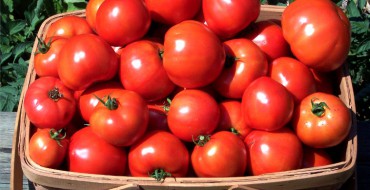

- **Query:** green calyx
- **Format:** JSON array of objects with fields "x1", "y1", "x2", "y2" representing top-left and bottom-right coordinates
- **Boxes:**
[
  {"x1": 36, "y1": 36, "x2": 52, "y2": 54},
  {"x1": 311, "y1": 98, "x2": 330, "y2": 117},
  {"x1": 49, "y1": 128, "x2": 67, "y2": 147},
  {"x1": 149, "y1": 169, "x2": 172, "y2": 182},
  {"x1": 94, "y1": 95, "x2": 119, "y2": 110},
  {"x1": 192, "y1": 135, "x2": 211, "y2": 147},
  {"x1": 48, "y1": 87, "x2": 63, "y2": 101}
]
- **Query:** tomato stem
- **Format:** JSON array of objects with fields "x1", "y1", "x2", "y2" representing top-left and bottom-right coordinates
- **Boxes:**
[
  {"x1": 149, "y1": 168, "x2": 172, "y2": 182},
  {"x1": 48, "y1": 87, "x2": 63, "y2": 101},
  {"x1": 158, "y1": 50, "x2": 164, "y2": 59},
  {"x1": 230, "y1": 127, "x2": 240, "y2": 135},
  {"x1": 311, "y1": 98, "x2": 330, "y2": 117},
  {"x1": 49, "y1": 128, "x2": 67, "y2": 147},
  {"x1": 94, "y1": 94, "x2": 119, "y2": 110},
  {"x1": 35, "y1": 36, "x2": 52, "y2": 54},
  {"x1": 192, "y1": 135, "x2": 211, "y2": 147}
]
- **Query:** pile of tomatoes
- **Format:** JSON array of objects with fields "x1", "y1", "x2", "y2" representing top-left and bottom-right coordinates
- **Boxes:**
[{"x1": 24, "y1": 0, "x2": 352, "y2": 181}]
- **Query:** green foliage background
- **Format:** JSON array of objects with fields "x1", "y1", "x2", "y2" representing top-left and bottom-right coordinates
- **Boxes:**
[{"x1": 1, "y1": 0, "x2": 369, "y2": 121}]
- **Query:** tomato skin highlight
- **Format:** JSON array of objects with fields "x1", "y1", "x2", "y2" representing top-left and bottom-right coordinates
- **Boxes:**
[
  {"x1": 292, "y1": 92, "x2": 352, "y2": 148},
  {"x1": 68, "y1": 127, "x2": 127, "y2": 175},
  {"x1": 58, "y1": 33, "x2": 119, "y2": 91},
  {"x1": 24, "y1": 77, "x2": 76, "y2": 130},
  {"x1": 281, "y1": 0, "x2": 351, "y2": 72},
  {"x1": 163, "y1": 20, "x2": 225, "y2": 88},
  {"x1": 191, "y1": 131, "x2": 248, "y2": 177},
  {"x1": 128, "y1": 130, "x2": 189, "y2": 178}
]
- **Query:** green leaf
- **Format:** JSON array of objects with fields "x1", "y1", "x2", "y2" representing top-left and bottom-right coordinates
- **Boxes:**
[
  {"x1": 9, "y1": 20, "x2": 27, "y2": 35},
  {"x1": 0, "y1": 53, "x2": 12, "y2": 66},
  {"x1": 358, "y1": 0, "x2": 367, "y2": 9},
  {"x1": 0, "y1": 86, "x2": 18, "y2": 111},
  {"x1": 2, "y1": 0, "x2": 14, "y2": 13},
  {"x1": 12, "y1": 41, "x2": 33, "y2": 61},
  {"x1": 347, "y1": 0, "x2": 362, "y2": 17},
  {"x1": 351, "y1": 19, "x2": 370, "y2": 34}
]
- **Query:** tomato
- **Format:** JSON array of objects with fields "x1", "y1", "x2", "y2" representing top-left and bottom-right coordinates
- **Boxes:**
[
  {"x1": 241, "y1": 76, "x2": 294, "y2": 131},
  {"x1": 281, "y1": 0, "x2": 351, "y2": 72},
  {"x1": 167, "y1": 89, "x2": 220, "y2": 142},
  {"x1": 95, "y1": 0, "x2": 151, "y2": 46},
  {"x1": 243, "y1": 20, "x2": 291, "y2": 62},
  {"x1": 34, "y1": 36, "x2": 68, "y2": 78},
  {"x1": 45, "y1": 16, "x2": 93, "y2": 39},
  {"x1": 216, "y1": 100, "x2": 252, "y2": 139},
  {"x1": 58, "y1": 33, "x2": 119, "y2": 91},
  {"x1": 292, "y1": 92, "x2": 352, "y2": 148},
  {"x1": 120, "y1": 40, "x2": 175, "y2": 101},
  {"x1": 90, "y1": 89, "x2": 149, "y2": 147},
  {"x1": 202, "y1": 0, "x2": 260, "y2": 39},
  {"x1": 212, "y1": 38, "x2": 268, "y2": 99},
  {"x1": 147, "y1": 99, "x2": 170, "y2": 132},
  {"x1": 144, "y1": 0, "x2": 201, "y2": 25},
  {"x1": 29, "y1": 128, "x2": 69, "y2": 169},
  {"x1": 24, "y1": 77, "x2": 76, "y2": 130},
  {"x1": 78, "y1": 81, "x2": 123, "y2": 122},
  {"x1": 68, "y1": 127, "x2": 127, "y2": 175},
  {"x1": 310, "y1": 69, "x2": 337, "y2": 94},
  {"x1": 244, "y1": 127, "x2": 303, "y2": 175},
  {"x1": 269, "y1": 57, "x2": 316, "y2": 103},
  {"x1": 191, "y1": 131, "x2": 247, "y2": 177},
  {"x1": 302, "y1": 146, "x2": 333, "y2": 168},
  {"x1": 163, "y1": 20, "x2": 225, "y2": 88},
  {"x1": 85, "y1": 0, "x2": 105, "y2": 31},
  {"x1": 128, "y1": 130, "x2": 189, "y2": 180}
]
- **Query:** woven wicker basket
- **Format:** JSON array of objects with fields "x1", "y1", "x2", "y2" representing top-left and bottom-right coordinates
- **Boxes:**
[{"x1": 11, "y1": 5, "x2": 357, "y2": 190}]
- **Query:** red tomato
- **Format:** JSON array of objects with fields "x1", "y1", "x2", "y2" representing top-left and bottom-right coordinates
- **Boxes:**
[
  {"x1": 145, "y1": 0, "x2": 201, "y2": 25},
  {"x1": 292, "y1": 92, "x2": 352, "y2": 148},
  {"x1": 163, "y1": 20, "x2": 225, "y2": 88},
  {"x1": 78, "y1": 81, "x2": 123, "y2": 122},
  {"x1": 90, "y1": 89, "x2": 149, "y2": 147},
  {"x1": 45, "y1": 16, "x2": 92, "y2": 39},
  {"x1": 58, "y1": 33, "x2": 119, "y2": 91},
  {"x1": 302, "y1": 146, "x2": 333, "y2": 168},
  {"x1": 167, "y1": 89, "x2": 220, "y2": 142},
  {"x1": 281, "y1": 0, "x2": 351, "y2": 72},
  {"x1": 202, "y1": 0, "x2": 260, "y2": 39},
  {"x1": 29, "y1": 128, "x2": 69, "y2": 169},
  {"x1": 244, "y1": 127, "x2": 303, "y2": 175},
  {"x1": 310, "y1": 69, "x2": 337, "y2": 94},
  {"x1": 128, "y1": 130, "x2": 189, "y2": 180},
  {"x1": 213, "y1": 38, "x2": 268, "y2": 99},
  {"x1": 191, "y1": 131, "x2": 248, "y2": 177},
  {"x1": 269, "y1": 57, "x2": 316, "y2": 103},
  {"x1": 147, "y1": 99, "x2": 170, "y2": 132},
  {"x1": 120, "y1": 40, "x2": 175, "y2": 101},
  {"x1": 241, "y1": 76, "x2": 294, "y2": 131},
  {"x1": 243, "y1": 20, "x2": 291, "y2": 62},
  {"x1": 85, "y1": 0, "x2": 105, "y2": 31},
  {"x1": 24, "y1": 77, "x2": 76, "y2": 130},
  {"x1": 216, "y1": 100, "x2": 252, "y2": 139},
  {"x1": 34, "y1": 36, "x2": 68, "y2": 78},
  {"x1": 95, "y1": 0, "x2": 151, "y2": 46},
  {"x1": 68, "y1": 127, "x2": 127, "y2": 175}
]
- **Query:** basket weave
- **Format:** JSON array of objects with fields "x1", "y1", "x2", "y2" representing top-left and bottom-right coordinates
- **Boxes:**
[{"x1": 12, "y1": 6, "x2": 357, "y2": 190}]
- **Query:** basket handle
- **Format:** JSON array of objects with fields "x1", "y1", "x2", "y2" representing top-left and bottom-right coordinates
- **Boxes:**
[
  {"x1": 228, "y1": 185, "x2": 262, "y2": 190},
  {"x1": 109, "y1": 184, "x2": 141, "y2": 190}
]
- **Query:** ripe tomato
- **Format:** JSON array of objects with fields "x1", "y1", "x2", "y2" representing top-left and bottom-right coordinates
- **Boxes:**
[
  {"x1": 167, "y1": 89, "x2": 220, "y2": 142},
  {"x1": 68, "y1": 127, "x2": 127, "y2": 175},
  {"x1": 34, "y1": 36, "x2": 68, "y2": 78},
  {"x1": 90, "y1": 89, "x2": 149, "y2": 147},
  {"x1": 120, "y1": 40, "x2": 175, "y2": 101},
  {"x1": 244, "y1": 127, "x2": 303, "y2": 175},
  {"x1": 95, "y1": 0, "x2": 151, "y2": 46},
  {"x1": 213, "y1": 38, "x2": 268, "y2": 99},
  {"x1": 269, "y1": 57, "x2": 316, "y2": 103},
  {"x1": 241, "y1": 76, "x2": 294, "y2": 131},
  {"x1": 147, "y1": 99, "x2": 170, "y2": 132},
  {"x1": 191, "y1": 131, "x2": 248, "y2": 177},
  {"x1": 58, "y1": 33, "x2": 119, "y2": 91},
  {"x1": 310, "y1": 69, "x2": 337, "y2": 94},
  {"x1": 281, "y1": 0, "x2": 351, "y2": 72},
  {"x1": 45, "y1": 15, "x2": 92, "y2": 39},
  {"x1": 144, "y1": 0, "x2": 201, "y2": 25},
  {"x1": 29, "y1": 128, "x2": 69, "y2": 169},
  {"x1": 85, "y1": 0, "x2": 105, "y2": 31},
  {"x1": 78, "y1": 81, "x2": 123, "y2": 122},
  {"x1": 163, "y1": 20, "x2": 225, "y2": 88},
  {"x1": 202, "y1": 0, "x2": 260, "y2": 39},
  {"x1": 216, "y1": 100, "x2": 252, "y2": 139},
  {"x1": 302, "y1": 146, "x2": 333, "y2": 168},
  {"x1": 243, "y1": 20, "x2": 291, "y2": 62},
  {"x1": 292, "y1": 92, "x2": 352, "y2": 148},
  {"x1": 128, "y1": 130, "x2": 189, "y2": 180},
  {"x1": 24, "y1": 77, "x2": 76, "y2": 130}
]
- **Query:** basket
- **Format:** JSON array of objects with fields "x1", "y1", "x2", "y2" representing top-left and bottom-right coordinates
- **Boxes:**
[{"x1": 11, "y1": 5, "x2": 357, "y2": 190}]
